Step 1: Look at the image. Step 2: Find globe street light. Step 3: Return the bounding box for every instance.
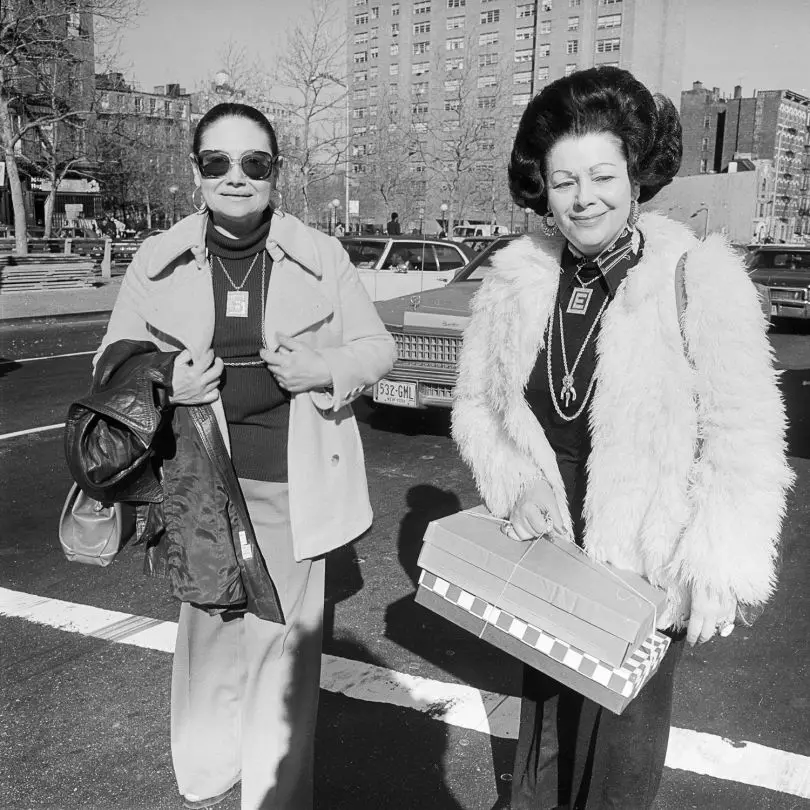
[168,184,179,226]
[440,202,448,236]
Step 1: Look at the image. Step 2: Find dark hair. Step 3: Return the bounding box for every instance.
[192,102,279,157]
[391,212,399,220]
[508,67,682,214]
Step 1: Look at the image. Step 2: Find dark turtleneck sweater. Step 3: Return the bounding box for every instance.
[207,214,290,482]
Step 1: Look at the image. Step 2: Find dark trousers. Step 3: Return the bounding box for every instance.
[510,632,685,810]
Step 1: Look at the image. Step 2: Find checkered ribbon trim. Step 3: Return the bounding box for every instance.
[419,570,670,699]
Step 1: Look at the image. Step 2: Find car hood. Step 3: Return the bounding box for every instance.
[748,269,810,287]
[375,281,479,328]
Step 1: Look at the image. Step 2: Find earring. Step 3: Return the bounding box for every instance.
[192,186,207,215]
[628,199,640,227]
[539,212,559,237]
[269,188,284,215]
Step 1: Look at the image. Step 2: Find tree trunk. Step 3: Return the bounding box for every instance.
[43,189,57,238]
[0,95,29,254]
[145,193,152,229]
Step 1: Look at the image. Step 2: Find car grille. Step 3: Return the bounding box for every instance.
[393,332,462,367]
[770,287,807,303]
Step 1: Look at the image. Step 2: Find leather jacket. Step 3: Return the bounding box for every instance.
[65,339,284,623]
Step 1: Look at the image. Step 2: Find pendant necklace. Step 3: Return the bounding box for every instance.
[215,251,263,318]
[566,261,600,316]
[221,252,268,368]
[547,296,610,421]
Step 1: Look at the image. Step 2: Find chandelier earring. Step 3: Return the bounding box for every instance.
[192,186,207,215]
[628,199,640,227]
[540,211,560,237]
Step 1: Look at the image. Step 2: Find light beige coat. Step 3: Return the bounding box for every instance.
[452,213,793,626]
[97,211,396,561]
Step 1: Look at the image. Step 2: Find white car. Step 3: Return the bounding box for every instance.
[340,236,474,302]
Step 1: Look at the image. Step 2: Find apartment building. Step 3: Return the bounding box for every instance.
[345,0,685,227]
[680,81,810,242]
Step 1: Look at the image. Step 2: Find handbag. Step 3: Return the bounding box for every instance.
[58,483,133,567]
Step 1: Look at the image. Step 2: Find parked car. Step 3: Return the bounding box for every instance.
[460,236,499,254]
[746,244,810,321]
[340,235,474,301]
[450,223,510,242]
[370,235,517,409]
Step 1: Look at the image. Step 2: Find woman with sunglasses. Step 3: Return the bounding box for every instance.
[94,102,395,809]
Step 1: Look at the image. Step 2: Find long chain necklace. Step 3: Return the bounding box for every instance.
[220,251,268,368]
[215,251,262,318]
[547,296,609,422]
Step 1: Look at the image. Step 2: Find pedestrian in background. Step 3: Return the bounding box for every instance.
[386,212,401,235]
[95,102,395,810]
[452,67,792,810]
[334,221,345,238]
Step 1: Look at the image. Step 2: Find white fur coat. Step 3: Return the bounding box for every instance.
[451,212,793,625]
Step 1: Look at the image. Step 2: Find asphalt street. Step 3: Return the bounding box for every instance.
[0,316,808,810]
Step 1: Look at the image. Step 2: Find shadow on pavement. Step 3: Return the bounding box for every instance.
[779,366,810,460]
[0,357,22,378]
[361,401,453,438]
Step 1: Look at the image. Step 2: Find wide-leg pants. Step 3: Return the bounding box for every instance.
[171,480,325,810]
[510,632,685,810]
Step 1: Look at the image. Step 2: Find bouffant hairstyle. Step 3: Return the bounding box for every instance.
[508,67,682,214]
[192,102,279,157]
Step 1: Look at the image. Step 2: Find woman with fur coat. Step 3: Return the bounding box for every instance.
[451,67,792,810]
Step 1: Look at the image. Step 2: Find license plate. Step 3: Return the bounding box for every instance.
[374,379,417,407]
[771,305,778,316]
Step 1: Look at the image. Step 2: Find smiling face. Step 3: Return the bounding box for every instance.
[191,115,276,236]
[545,132,637,256]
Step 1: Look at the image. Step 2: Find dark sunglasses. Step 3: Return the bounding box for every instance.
[194,150,279,181]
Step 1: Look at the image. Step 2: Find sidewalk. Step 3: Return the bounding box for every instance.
[0,277,122,323]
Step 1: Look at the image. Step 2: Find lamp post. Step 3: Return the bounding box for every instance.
[168,185,179,226]
[439,203,448,236]
[690,205,710,240]
[331,198,341,236]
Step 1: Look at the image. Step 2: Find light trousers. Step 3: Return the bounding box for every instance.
[171,480,325,810]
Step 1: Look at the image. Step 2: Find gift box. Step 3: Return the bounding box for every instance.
[416,570,671,715]
[417,506,667,669]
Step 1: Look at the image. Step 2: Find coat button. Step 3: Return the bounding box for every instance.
[331,454,340,466]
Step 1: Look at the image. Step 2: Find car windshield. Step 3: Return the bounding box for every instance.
[342,240,386,268]
[748,250,810,271]
[454,237,517,282]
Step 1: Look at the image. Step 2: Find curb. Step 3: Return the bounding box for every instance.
[0,310,112,329]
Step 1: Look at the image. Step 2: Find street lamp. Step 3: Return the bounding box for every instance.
[168,184,179,226]
[690,205,710,240]
[439,202,448,235]
[331,198,341,235]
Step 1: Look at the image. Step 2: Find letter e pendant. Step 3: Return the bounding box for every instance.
[566,287,593,316]
[226,290,249,318]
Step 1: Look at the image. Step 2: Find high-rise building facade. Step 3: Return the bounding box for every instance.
[680,82,810,242]
[345,0,685,229]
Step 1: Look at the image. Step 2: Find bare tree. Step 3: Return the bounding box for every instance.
[1,0,139,252]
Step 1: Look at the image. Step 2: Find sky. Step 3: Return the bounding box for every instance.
[113,0,810,98]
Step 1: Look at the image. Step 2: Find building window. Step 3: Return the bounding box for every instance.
[414,21,431,34]
[599,0,621,4]
[412,102,429,116]
[412,61,430,75]
[390,43,399,55]
[516,27,534,40]
[537,42,551,57]
[444,78,461,91]
[568,16,579,30]
[370,47,378,58]
[354,32,369,44]
[701,137,709,150]
[354,70,368,82]
[478,97,497,109]
[477,75,498,88]
[414,0,431,14]
[600,61,619,67]
[355,12,368,24]
[412,81,429,95]
[566,40,579,54]
[569,0,581,5]
[479,52,500,67]
[699,158,708,173]
[479,32,499,46]
[390,63,400,75]
[447,0,465,6]
[353,107,368,119]
[513,92,531,106]
[516,3,534,17]
[371,6,379,18]
[445,56,464,70]
[515,50,533,63]
[353,125,368,136]
[354,0,368,5]
[67,8,81,37]
[537,66,549,81]
[446,37,465,50]
[481,9,500,23]
[596,37,620,52]
[514,71,532,84]
[703,115,711,128]
[353,88,369,100]
[445,99,461,111]
[413,41,430,54]
[538,19,552,33]
[369,66,379,80]
[354,51,368,63]
[564,64,577,76]
[481,117,496,128]
[391,22,399,35]
[597,13,622,28]
[447,15,465,28]
[392,3,400,14]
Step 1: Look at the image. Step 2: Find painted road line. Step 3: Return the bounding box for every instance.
[1,586,808,799]
[0,423,65,441]
[0,350,95,366]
